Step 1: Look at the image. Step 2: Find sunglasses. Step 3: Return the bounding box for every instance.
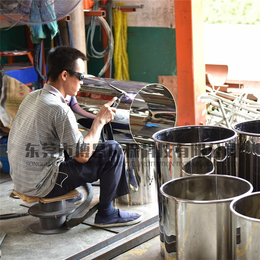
[66,69,85,81]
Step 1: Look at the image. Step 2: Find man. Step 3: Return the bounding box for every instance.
[7,46,141,227]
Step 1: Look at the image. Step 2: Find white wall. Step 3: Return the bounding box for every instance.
[204,24,260,83]
[116,0,175,28]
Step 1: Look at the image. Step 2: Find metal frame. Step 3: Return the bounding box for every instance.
[199,87,260,127]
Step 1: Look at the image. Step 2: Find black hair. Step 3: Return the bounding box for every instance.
[46,46,87,81]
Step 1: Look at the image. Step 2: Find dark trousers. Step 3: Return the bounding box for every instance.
[45,140,129,204]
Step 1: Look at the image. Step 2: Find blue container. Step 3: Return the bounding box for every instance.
[0,137,8,144]
[1,157,10,173]
[5,67,38,85]
[0,137,9,173]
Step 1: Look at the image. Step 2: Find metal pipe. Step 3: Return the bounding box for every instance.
[77,77,177,146]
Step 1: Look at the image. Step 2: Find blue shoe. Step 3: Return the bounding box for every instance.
[66,193,84,205]
[94,209,142,227]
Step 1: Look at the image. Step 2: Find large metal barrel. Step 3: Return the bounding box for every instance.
[116,143,157,205]
[152,125,238,256]
[152,125,238,186]
[233,120,260,191]
[77,77,177,204]
[160,175,253,260]
[230,192,260,260]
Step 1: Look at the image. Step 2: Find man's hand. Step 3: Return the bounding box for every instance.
[73,97,118,164]
[95,97,117,125]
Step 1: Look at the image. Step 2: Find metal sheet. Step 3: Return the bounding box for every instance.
[78,77,176,146]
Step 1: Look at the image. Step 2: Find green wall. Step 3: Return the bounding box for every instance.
[0,25,51,64]
[127,27,176,83]
[1,25,177,84]
[87,26,177,83]
[0,26,28,64]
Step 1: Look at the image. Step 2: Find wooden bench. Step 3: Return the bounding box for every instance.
[10,190,79,235]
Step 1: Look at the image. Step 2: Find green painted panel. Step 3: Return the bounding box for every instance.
[0,25,177,82]
[85,25,106,77]
[0,25,52,65]
[0,26,28,64]
[127,27,176,83]
[87,26,176,83]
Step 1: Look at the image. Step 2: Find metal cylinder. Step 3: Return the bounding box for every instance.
[152,125,238,184]
[230,192,260,260]
[152,125,238,256]
[233,120,260,191]
[160,175,253,260]
[78,77,177,146]
[116,143,157,205]
[78,78,177,205]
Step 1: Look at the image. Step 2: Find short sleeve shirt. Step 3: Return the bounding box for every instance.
[64,95,78,107]
[7,84,85,197]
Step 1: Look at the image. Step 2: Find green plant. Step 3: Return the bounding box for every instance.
[203,0,260,24]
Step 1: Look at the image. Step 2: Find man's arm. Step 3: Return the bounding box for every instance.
[70,96,96,119]
[73,97,117,163]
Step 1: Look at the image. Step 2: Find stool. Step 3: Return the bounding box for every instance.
[11,190,79,235]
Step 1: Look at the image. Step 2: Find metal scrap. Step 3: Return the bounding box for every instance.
[199,87,260,128]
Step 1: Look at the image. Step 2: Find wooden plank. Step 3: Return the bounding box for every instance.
[158,75,178,125]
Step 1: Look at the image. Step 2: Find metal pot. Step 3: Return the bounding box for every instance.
[152,125,238,186]
[233,119,260,191]
[152,125,238,257]
[160,175,253,260]
[230,191,260,260]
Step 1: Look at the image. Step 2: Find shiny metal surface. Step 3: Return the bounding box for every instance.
[77,78,176,205]
[230,192,260,260]
[116,144,157,205]
[152,125,238,257]
[233,120,260,191]
[152,125,238,189]
[160,175,253,260]
[78,77,177,145]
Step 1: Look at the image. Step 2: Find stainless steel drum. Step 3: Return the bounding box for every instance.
[230,192,260,260]
[152,125,238,256]
[160,175,253,260]
[77,77,177,205]
[116,143,157,205]
[233,120,260,191]
[152,125,238,183]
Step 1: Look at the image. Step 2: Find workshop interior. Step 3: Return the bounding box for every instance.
[0,0,260,259]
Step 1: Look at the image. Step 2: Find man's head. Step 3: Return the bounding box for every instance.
[47,46,87,82]
[46,46,87,97]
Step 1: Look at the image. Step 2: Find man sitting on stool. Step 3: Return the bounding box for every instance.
[7,46,141,228]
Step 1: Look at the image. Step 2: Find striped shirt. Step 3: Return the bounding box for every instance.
[7,84,84,197]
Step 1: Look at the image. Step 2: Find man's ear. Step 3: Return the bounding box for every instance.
[60,70,68,81]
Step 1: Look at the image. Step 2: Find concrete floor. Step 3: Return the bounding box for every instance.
[0,164,163,260]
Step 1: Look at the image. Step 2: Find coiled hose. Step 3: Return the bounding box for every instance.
[86,1,114,77]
